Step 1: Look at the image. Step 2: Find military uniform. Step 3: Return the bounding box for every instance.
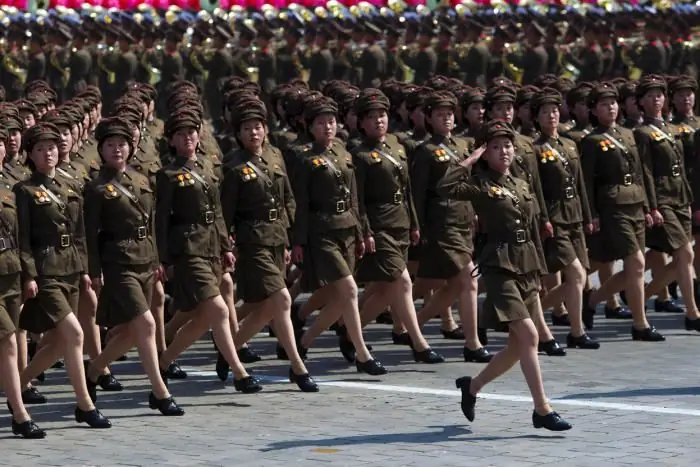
[0,184,21,341]
[292,138,360,291]
[204,39,234,122]
[436,125,546,329]
[67,45,92,99]
[15,168,87,333]
[27,50,46,84]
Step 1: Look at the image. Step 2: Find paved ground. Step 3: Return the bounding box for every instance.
[2,293,699,466]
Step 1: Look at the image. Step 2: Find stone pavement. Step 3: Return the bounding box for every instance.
[2,300,699,466]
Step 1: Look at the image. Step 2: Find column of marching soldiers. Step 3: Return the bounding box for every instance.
[2,5,700,438]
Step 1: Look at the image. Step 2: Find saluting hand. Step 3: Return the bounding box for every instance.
[292,245,304,264]
[23,280,38,300]
[461,145,486,168]
[364,235,376,254]
[410,229,420,246]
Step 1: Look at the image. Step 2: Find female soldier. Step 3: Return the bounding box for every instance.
[531,89,599,349]
[580,82,664,341]
[81,117,184,415]
[220,98,318,392]
[350,89,444,364]
[14,122,111,428]
[439,120,572,431]
[43,109,124,392]
[289,96,386,373]
[411,91,491,362]
[0,125,45,438]
[634,75,700,330]
[155,109,261,394]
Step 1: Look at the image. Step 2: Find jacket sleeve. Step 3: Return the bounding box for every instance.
[155,170,174,265]
[436,165,481,201]
[13,186,38,282]
[219,167,240,242]
[352,154,372,237]
[634,130,658,211]
[82,182,102,278]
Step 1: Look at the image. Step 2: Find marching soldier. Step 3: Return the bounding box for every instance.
[67,30,92,100]
[204,26,234,123]
[26,34,46,84]
[440,120,572,432]
[46,25,72,104]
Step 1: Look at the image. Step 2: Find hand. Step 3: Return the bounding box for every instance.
[592,217,600,233]
[542,222,554,238]
[410,228,420,246]
[355,238,365,259]
[23,280,38,300]
[81,274,92,290]
[585,223,594,235]
[284,248,292,265]
[461,145,486,168]
[153,265,166,283]
[364,235,376,254]
[651,209,664,226]
[292,245,304,264]
[91,276,102,294]
[160,264,173,281]
[645,213,654,227]
[222,251,235,269]
[694,210,700,226]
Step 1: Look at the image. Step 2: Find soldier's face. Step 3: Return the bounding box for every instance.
[8,131,21,155]
[310,113,337,143]
[171,127,200,155]
[101,136,130,168]
[490,102,514,124]
[466,103,485,127]
[57,126,72,156]
[360,109,388,138]
[537,104,560,132]
[485,136,515,172]
[0,142,5,163]
[30,141,59,172]
[429,107,455,135]
[673,89,695,116]
[132,127,141,149]
[624,97,640,118]
[593,98,618,125]
[71,125,80,151]
[20,111,35,130]
[345,110,358,131]
[640,89,665,115]
[238,120,266,150]
[410,107,425,129]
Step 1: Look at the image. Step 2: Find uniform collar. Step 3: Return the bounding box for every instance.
[430,133,454,145]
[100,166,128,181]
[483,166,513,186]
[31,170,60,186]
[643,116,667,126]
[173,154,199,168]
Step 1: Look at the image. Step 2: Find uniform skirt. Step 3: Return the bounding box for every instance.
[355,228,410,284]
[20,274,80,334]
[301,228,356,292]
[417,226,474,280]
[598,204,646,262]
[646,205,692,254]
[0,273,21,340]
[480,268,541,330]
[235,244,287,304]
[97,263,155,327]
[172,256,222,312]
[543,223,590,273]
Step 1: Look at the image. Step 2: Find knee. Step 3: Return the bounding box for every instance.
[273,289,293,312]
[675,244,694,264]
[626,252,646,276]
[458,265,478,292]
[569,261,587,287]
[394,270,413,295]
[0,334,17,356]
[139,312,157,335]
[220,273,234,294]
[335,277,358,302]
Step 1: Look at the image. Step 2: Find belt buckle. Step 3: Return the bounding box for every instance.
[0,237,7,252]
[268,208,279,221]
[136,226,147,239]
[564,186,575,199]
[60,234,71,248]
[204,210,215,224]
[515,229,527,243]
[623,174,633,186]
[336,200,347,213]
[671,164,681,177]
[393,191,403,204]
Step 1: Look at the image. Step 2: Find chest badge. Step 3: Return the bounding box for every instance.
[599,140,613,151]
[34,190,50,204]
[540,149,556,164]
[311,157,326,168]
[433,149,449,162]
[105,185,119,198]
[177,173,195,186]
[370,151,381,163]
[490,186,503,197]
[650,131,665,142]
[240,167,257,182]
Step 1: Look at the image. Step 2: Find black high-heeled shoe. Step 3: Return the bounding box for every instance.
[532,410,572,431]
[233,376,263,394]
[148,392,185,416]
[215,351,229,382]
[75,406,112,429]
[463,347,493,363]
[455,376,476,422]
[12,419,46,439]
[391,332,412,346]
[96,372,123,392]
[237,347,262,363]
[412,347,445,364]
[21,387,46,405]
[288,368,319,392]
[538,339,566,356]
[356,358,388,375]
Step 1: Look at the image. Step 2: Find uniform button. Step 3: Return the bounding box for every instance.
[515,219,521,225]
